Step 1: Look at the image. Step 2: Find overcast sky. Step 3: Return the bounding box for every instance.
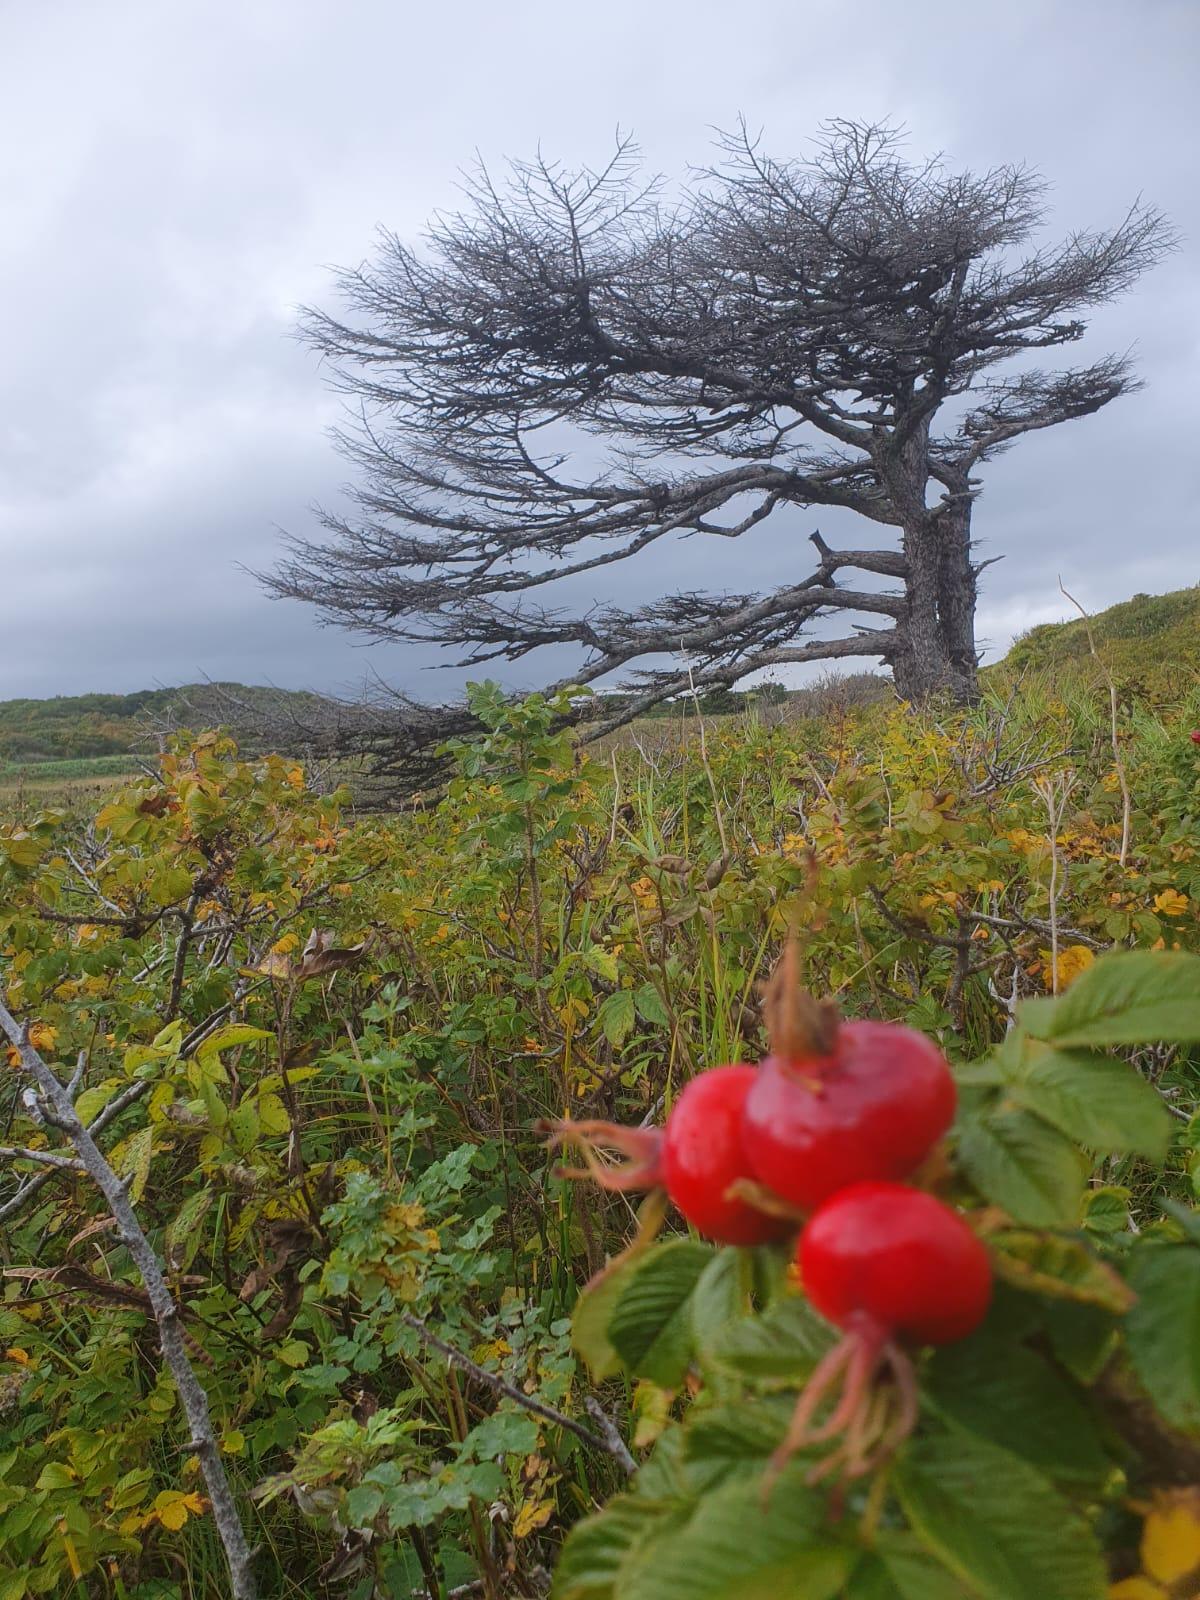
[1,0,1197,703]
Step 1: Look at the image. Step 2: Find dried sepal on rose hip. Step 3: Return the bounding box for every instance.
[741,942,957,1211]
[540,1064,796,1247]
[767,1181,992,1491]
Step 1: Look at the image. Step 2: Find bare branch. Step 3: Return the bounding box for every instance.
[0,995,259,1598]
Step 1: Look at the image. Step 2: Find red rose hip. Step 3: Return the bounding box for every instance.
[800,1180,992,1344]
[661,1065,792,1246]
[540,1064,793,1247]
[742,1020,957,1211]
[766,1182,991,1488]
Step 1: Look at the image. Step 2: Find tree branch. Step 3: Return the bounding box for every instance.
[0,995,258,1600]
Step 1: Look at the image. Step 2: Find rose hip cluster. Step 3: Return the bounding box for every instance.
[543,944,992,1484]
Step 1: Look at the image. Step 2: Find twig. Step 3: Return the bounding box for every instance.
[401,1312,635,1474]
[584,1396,637,1475]
[0,993,258,1599]
[1059,579,1132,866]
[1032,769,1077,995]
[0,1145,86,1171]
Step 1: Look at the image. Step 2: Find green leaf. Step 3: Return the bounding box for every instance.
[682,1396,793,1492]
[34,1462,76,1490]
[572,1249,646,1383]
[255,1091,291,1136]
[956,1109,1087,1225]
[633,984,670,1027]
[849,1538,974,1599]
[598,989,637,1048]
[583,946,620,983]
[926,1326,1108,1481]
[1011,1046,1170,1158]
[195,1023,272,1060]
[1020,949,1200,1048]
[618,1466,851,1600]
[702,1293,835,1387]
[688,1248,749,1345]
[115,1125,154,1204]
[147,865,194,906]
[1125,1242,1200,1432]
[894,1431,1106,1599]
[989,1229,1135,1314]
[553,1494,687,1600]
[607,1240,713,1387]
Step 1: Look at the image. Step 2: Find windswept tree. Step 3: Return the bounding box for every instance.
[267,122,1171,760]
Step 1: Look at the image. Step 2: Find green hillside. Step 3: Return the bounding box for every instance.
[0,683,326,764]
[1000,584,1200,692]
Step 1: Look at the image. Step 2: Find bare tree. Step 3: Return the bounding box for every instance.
[265,121,1171,772]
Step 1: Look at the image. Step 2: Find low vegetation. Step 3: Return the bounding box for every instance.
[1,628,1200,1597]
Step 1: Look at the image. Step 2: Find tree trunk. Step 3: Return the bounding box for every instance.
[937,500,980,704]
[890,517,955,702]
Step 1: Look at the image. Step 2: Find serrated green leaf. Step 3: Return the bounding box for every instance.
[34,1462,76,1490]
[618,1465,850,1600]
[894,1431,1107,1599]
[598,989,637,1048]
[607,1240,713,1387]
[957,1109,1087,1225]
[1125,1242,1200,1432]
[989,1228,1135,1313]
[583,945,620,983]
[633,983,670,1027]
[1020,950,1200,1048]
[682,1395,793,1491]
[553,1494,688,1600]
[849,1537,974,1599]
[165,1186,215,1270]
[1012,1046,1170,1158]
[702,1292,835,1387]
[926,1326,1109,1481]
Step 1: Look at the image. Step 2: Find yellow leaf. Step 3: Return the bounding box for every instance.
[4,1348,30,1366]
[1060,944,1095,988]
[271,932,300,955]
[1142,1488,1200,1585]
[1108,1581,1165,1599]
[152,1490,197,1531]
[1154,889,1190,918]
[512,1497,554,1539]
[28,1022,57,1051]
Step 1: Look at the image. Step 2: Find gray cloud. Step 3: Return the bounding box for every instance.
[1,0,1197,700]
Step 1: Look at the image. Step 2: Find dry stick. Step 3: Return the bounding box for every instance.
[1033,770,1077,996]
[1058,579,1132,867]
[401,1311,636,1475]
[0,995,258,1600]
[0,1145,86,1171]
